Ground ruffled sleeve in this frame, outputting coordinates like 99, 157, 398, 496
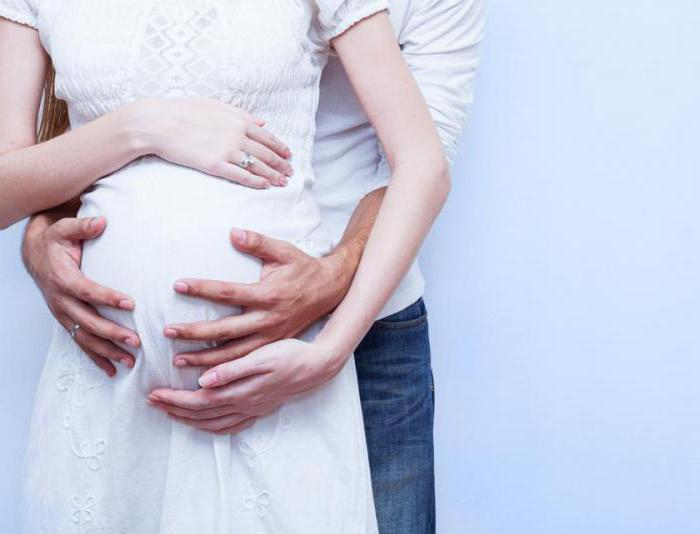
0, 0, 37, 29
314, 0, 388, 43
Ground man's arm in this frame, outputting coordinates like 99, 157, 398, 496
162, 186, 386, 368
149, 2, 486, 433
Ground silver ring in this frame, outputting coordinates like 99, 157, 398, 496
237, 152, 255, 170
69, 323, 81, 339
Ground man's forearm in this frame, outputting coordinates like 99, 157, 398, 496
320, 187, 387, 303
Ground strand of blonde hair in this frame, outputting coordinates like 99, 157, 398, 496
37, 64, 69, 143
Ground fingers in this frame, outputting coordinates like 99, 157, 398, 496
149, 399, 241, 421
241, 139, 293, 178
81, 346, 117, 377
198, 356, 266, 389
174, 335, 269, 368
47, 216, 107, 242
164, 312, 263, 342
62, 272, 135, 311
63, 299, 140, 349
61, 314, 134, 369
230, 228, 298, 263
148, 388, 226, 411
246, 124, 291, 160
172, 278, 268, 307
170, 412, 259, 435
232, 149, 288, 187
212, 162, 271, 189
246, 113, 266, 128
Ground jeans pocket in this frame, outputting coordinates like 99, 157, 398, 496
374, 298, 428, 329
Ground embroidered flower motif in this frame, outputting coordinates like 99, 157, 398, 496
71, 439, 107, 471
55, 351, 106, 408
244, 483, 271, 519
71, 496, 95, 525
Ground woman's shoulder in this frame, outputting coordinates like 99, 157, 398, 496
310, 0, 389, 43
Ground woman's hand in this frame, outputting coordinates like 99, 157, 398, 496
132, 97, 294, 189
148, 338, 345, 435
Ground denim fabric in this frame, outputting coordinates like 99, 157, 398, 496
355, 298, 435, 534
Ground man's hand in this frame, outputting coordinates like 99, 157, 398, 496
152, 187, 385, 434
163, 228, 359, 368
23, 215, 139, 376
149, 338, 342, 434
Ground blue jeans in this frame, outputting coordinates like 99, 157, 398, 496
355, 298, 436, 534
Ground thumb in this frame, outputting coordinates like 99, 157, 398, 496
230, 228, 296, 263
50, 216, 107, 242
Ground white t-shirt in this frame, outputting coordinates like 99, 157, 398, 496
313, 0, 485, 318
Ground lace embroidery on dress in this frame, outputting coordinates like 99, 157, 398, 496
57, 342, 106, 531
237, 406, 294, 519
135, 4, 243, 103
55, 350, 106, 408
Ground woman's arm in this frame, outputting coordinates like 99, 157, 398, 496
193, 12, 449, 394
314, 11, 449, 363
0, 20, 145, 228
0, 19, 293, 230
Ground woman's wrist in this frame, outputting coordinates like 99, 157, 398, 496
312, 329, 357, 379
116, 98, 166, 158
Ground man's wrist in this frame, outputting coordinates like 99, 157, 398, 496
318, 237, 365, 310
21, 214, 52, 276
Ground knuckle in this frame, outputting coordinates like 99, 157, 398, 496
223, 390, 242, 404
201, 390, 222, 408
77, 286, 94, 302
219, 285, 237, 300
258, 287, 278, 306
179, 326, 194, 338
247, 232, 261, 248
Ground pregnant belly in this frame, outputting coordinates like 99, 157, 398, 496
77, 157, 326, 389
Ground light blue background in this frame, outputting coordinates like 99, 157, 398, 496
2, 1, 700, 532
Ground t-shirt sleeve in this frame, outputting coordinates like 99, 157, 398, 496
314, 0, 388, 43
0, 0, 38, 29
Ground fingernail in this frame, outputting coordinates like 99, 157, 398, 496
88, 217, 98, 231
121, 358, 134, 368
263, 182, 271, 189
173, 281, 188, 293
231, 229, 247, 244
164, 328, 177, 338
199, 371, 219, 388
124, 337, 139, 347
148, 393, 161, 402
174, 358, 187, 367
285, 166, 294, 177
278, 176, 288, 187
285, 149, 292, 159
118, 299, 134, 311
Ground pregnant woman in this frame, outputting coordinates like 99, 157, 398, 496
0, 1, 449, 532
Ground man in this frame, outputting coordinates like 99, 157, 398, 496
22, 1, 484, 531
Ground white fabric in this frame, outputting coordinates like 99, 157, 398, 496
313, 0, 486, 318
1, 1, 388, 532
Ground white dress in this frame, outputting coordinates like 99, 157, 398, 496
0, 0, 388, 532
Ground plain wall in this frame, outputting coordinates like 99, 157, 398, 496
2, 1, 700, 532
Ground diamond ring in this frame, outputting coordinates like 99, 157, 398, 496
237, 152, 256, 170
69, 323, 81, 339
